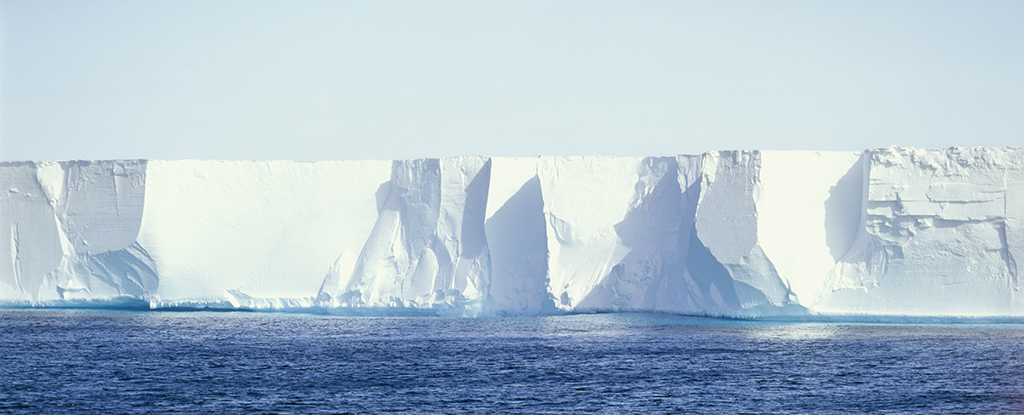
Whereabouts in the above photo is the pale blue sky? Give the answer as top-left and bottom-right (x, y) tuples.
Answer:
(1, 0), (1021, 161)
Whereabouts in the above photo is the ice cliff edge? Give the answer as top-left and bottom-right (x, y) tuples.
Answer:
(2, 147), (1022, 318)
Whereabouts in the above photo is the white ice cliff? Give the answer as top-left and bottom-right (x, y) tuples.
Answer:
(1, 147), (1022, 318)
(317, 157), (492, 309)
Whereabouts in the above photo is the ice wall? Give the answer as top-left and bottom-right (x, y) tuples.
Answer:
(139, 160), (391, 307)
(0, 162), (62, 300)
(818, 147), (1024, 316)
(0, 160), (155, 301)
(3, 147), (1023, 319)
(317, 157), (492, 311)
(540, 156), (672, 311)
(537, 155), (718, 314)
(484, 157), (548, 313)
(693, 150), (792, 311)
(754, 151), (866, 308)
(678, 150), (864, 316)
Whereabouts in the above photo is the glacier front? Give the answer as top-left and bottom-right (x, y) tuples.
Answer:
(2, 147), (1022, 319)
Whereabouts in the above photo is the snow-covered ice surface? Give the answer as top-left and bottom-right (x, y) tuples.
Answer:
(2, 147), (1023, 320)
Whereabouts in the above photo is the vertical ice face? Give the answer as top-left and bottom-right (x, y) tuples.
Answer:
(0, 162), (62, 300)
(53, 161), (148, 255)
(818, 147), (1024, 316)
(3, 148), (1024, 318)
(539, 156), (690, 312)
(533, 152), (865, 316)
(1007, 157), (1024, 293)
(693, 150), (793, 311)
(139, 160), (391, 306)
(673, 153), (756, 315)
(484, 157), (548, 314)
(688, 150), (865, 315)
(756, 151), (866, 306)
(318, 156), (492, 310)
(0, 160), (155, 301)
(668, 153), (738, 314)
(49, 160), (155, 299)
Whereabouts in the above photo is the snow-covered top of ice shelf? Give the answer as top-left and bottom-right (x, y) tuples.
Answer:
(2, 146), (1023, 320)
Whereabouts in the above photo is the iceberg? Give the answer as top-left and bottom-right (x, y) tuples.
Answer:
(1, 147), (1022, 319)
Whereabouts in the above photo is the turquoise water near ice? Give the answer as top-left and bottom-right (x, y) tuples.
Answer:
(2, 310), (1023, 414)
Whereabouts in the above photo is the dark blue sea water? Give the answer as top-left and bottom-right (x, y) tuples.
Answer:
(2, 310), (1024, 414)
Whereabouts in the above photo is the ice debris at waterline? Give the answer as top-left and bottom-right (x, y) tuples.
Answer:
(1, 147), (1022, 318)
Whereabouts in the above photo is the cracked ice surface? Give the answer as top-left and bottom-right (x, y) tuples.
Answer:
(1, 147), (1023, 319)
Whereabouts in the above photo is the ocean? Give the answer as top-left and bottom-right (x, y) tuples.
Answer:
(2, 310), (1023, 414)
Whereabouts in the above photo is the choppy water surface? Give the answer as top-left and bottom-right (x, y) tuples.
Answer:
(2, 310), (1024, 414)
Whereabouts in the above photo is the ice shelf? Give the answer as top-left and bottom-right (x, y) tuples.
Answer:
(2, 147), (1022, 319)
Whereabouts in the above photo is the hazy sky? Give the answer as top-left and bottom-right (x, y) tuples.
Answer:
(1, 0), (1021, 161)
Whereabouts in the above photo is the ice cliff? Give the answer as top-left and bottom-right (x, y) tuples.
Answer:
(2, 147), (1022, 318)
